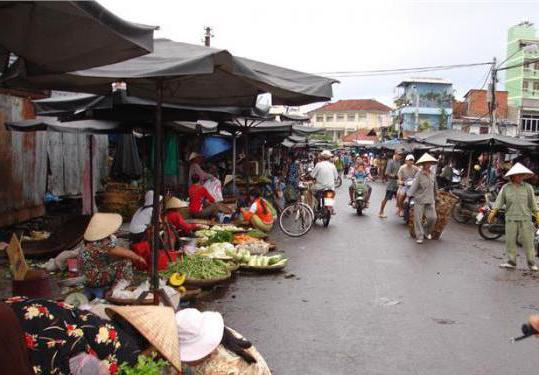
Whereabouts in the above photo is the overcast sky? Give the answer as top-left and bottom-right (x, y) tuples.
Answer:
(102, 0), (539, 109)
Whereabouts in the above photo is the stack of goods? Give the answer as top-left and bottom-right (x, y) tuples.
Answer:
(100, 182), (143, 220)
(407, 190), (458, 239)
(432, 190), (458, 239)
(233, 234), (270, 255)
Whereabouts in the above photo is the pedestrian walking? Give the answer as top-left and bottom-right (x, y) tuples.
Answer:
(378, 150), (402, 218)
(488, 163), (539, 271)
(408, 153), (438, 244)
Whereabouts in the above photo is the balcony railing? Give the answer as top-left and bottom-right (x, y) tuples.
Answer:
(522, 89), (539, 98)
(523, 69), (539, 78)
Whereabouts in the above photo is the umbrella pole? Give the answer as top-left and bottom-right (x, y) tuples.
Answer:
(89, 134), (94, 215)
(232, 134), (237, 192)
(467, 150), (473, 186)
(151, 80), (164, 304)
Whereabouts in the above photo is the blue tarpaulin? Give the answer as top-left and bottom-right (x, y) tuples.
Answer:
(201, 136), (231, 159)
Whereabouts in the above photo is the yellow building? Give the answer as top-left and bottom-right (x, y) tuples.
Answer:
(309, 99), (392, 141)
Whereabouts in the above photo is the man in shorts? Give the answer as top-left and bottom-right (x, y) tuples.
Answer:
(378, 150), (402, 218)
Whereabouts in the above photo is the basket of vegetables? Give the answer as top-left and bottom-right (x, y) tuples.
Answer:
(162, 255), (231, 287)
(225, 247), (287, 272)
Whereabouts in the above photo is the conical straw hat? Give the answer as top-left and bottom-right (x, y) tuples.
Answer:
(224, 174), (234, 186)
(83, 213), (122, 241)
(415, 153), (438, 165)
(189, 152), (202, 161)
(165, 197), (189, 210)
(504, 162), (534, 178)
(106, 305), (181, 372)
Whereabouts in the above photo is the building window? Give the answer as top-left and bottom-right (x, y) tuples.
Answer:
(358, 113), (366, 120)
(535, 62), (539, 71)
(347, 114), (355, 121)
(523, 80), (529, 92)
(534, 82), (539, 92)
(336, 114), (344, 122)
(316, 116), (323, 122)
(521, 114), (539, 133)
(325, 114), (334, 122)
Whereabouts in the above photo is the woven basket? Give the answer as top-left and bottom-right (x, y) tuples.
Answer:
(408, 190), (458, 239)
(239, 262), (287, 273)
(184, 272), (232, 287)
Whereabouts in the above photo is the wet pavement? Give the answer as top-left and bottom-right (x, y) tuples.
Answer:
(202, 181), (539, 375)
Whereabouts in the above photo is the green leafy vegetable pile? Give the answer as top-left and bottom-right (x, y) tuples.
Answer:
(162, 255), (230, 280)
(118, 355), (168, 375)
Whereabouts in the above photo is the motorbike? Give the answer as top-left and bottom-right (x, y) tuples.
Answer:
(477, 206), (539, 254)
(401, 178), (414, 223)
(314, 189), (335, 227)
(351, 178), (368, 216)
(451, 188), (486, 224)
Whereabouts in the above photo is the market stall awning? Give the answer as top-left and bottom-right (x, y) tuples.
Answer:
(34, 91), (264, 123)
(292, 125), (324, 135)
(411, 129), (463, 148)
(0, 1), (155, 75)
(167, 121), (218, 134)
(5, 117), (130, 134)
(10, 38), (337, 107)
(279, 113), (310, 122)
(446, 133), (538, 150)
(372, 140), (431, 152)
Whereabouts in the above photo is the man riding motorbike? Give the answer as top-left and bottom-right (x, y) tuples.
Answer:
(348, 158), (372, 208)
(397, 154), (419, 217)
(310, 149), (338, 214)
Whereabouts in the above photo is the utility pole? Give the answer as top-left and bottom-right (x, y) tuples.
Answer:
(203, 26), (214, 47)
(488, 57), (497, 134)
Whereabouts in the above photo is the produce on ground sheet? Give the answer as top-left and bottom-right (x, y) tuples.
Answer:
(162, 255), (230, 280)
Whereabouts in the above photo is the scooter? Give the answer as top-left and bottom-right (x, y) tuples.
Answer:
(402, 179), (414, 223)
(314, 190), (335, 227)
(477, 206), (539, 254)
(351, 178), (368, 216)
(451, 188), (486, 224)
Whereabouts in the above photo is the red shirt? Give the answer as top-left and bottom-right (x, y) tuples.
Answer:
(165, 211), (197, 233)
(188, 184), (215, 214)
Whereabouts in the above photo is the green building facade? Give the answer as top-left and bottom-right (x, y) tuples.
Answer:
(505, 22), (539, 134)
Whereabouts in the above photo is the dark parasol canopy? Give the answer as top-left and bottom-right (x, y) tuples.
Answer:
(0, 1), (155, 75)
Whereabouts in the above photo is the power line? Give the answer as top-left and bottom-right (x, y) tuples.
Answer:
(315, 62), (493, 78)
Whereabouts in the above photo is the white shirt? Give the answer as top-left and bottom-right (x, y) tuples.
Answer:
(129, 206), (152, 234)
(310, 160), (338, 190)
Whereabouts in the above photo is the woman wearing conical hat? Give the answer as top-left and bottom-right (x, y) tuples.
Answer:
(488, 163), (539, 271)
(408, 153), (438, 244)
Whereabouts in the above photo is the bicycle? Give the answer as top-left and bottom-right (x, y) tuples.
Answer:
(278, 181), (315, 237)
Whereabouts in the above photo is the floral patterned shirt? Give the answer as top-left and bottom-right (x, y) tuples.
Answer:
(5, 296), (142, 375)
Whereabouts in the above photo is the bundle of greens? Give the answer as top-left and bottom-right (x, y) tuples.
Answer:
(205, 230), (234, 245)
(162, 255), (230, 280)
(118, 355), (168, 375)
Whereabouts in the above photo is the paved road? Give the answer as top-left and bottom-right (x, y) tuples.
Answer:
(202, 182), (539, 375)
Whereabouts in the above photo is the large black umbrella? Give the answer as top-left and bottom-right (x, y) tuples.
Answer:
(0, 1), (155, 75)
(11, 38), (336, 106)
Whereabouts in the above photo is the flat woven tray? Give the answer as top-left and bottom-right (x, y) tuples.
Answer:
(239, 262), (287, 273)
(184, 272), (232, 287)
(104, 290), (155, 306)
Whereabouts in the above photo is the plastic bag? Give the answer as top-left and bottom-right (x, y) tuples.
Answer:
(204, 176), (223, 202)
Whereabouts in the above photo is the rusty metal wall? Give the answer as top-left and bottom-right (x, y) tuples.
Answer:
(47, 133), (108, 196)
(0, 94), (47, 226)
(0, 93), (109, 227)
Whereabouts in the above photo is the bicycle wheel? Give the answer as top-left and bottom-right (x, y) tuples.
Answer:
(279, 202), (314, 237)
(335, 176), (343, 188)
